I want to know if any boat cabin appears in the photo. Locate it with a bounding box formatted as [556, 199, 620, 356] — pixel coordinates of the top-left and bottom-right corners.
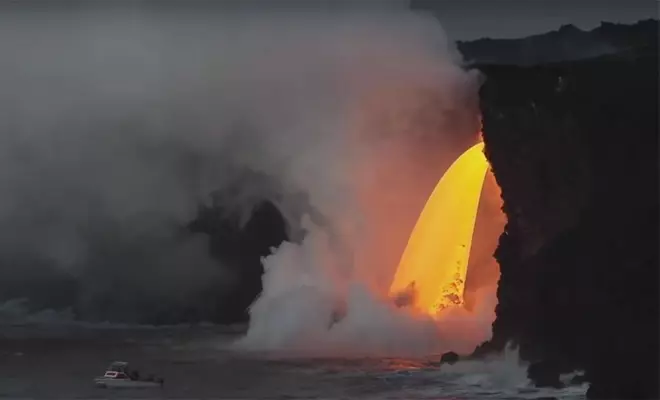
[103, 361, 131, 380]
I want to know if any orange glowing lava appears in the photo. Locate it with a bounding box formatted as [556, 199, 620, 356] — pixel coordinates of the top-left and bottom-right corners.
[389, 141, 489, 315]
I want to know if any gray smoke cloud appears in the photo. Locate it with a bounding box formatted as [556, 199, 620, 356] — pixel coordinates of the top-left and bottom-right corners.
[0, 4, 479, 323]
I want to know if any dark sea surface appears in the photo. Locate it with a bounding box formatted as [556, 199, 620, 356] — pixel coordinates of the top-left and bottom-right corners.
[0, 324, 588, 399]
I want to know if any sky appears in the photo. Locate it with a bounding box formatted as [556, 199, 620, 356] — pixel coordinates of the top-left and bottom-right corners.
[411, 0, 658, 40]
[1, 0, 657, 41]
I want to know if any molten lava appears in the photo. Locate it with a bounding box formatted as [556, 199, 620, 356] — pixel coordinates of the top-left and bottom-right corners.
[389, 141, 489, 315]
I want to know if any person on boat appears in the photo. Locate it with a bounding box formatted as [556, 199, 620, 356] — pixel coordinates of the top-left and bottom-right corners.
[129, 369, 140, 381]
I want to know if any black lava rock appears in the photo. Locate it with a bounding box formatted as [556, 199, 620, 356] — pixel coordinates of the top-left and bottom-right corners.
[477, 20, 658, 400]
[527, 361, 563, 389]
[570, 373, 588, 385]
[440, 351, 460, 365]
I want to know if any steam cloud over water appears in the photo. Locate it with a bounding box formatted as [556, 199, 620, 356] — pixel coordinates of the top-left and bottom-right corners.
[0, 4, 494, 353]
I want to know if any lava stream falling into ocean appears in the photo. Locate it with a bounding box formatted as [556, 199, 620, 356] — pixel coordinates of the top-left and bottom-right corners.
[389, 140, 489, 315]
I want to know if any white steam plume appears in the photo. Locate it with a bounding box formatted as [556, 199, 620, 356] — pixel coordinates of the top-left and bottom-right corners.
[0, 4, 488, 343]
[213, 10, 487, 355]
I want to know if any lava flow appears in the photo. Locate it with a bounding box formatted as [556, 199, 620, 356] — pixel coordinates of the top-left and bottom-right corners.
[389, 140, 489, 315]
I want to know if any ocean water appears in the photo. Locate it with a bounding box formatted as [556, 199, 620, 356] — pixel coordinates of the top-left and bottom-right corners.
[0, 323, 588, 399]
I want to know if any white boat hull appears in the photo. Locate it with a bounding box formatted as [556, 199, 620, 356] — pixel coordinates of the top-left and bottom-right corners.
[94, 377, 162, 388]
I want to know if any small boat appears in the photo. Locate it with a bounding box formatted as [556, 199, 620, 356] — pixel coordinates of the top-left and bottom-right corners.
[94, 361, 164, 389]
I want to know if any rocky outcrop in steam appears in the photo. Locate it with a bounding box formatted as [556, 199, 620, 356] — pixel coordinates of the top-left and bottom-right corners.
[478, 23, 658, 399]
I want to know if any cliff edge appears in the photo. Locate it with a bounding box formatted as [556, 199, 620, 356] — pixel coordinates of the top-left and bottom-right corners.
[478, 42, 658, 398]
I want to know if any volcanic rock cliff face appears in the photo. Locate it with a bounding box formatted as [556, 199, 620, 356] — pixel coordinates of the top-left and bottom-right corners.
[457, 19, 657, 66]
[478, 45, 658, 398]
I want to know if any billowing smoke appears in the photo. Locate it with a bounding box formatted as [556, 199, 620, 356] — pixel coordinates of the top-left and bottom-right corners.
[215, 8, 488, 355]
[0, 3, 489, 344]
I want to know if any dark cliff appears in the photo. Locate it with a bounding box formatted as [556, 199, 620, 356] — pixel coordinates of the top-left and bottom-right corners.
[457, 19, 658, 66]
[478, 45, 658, 398]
